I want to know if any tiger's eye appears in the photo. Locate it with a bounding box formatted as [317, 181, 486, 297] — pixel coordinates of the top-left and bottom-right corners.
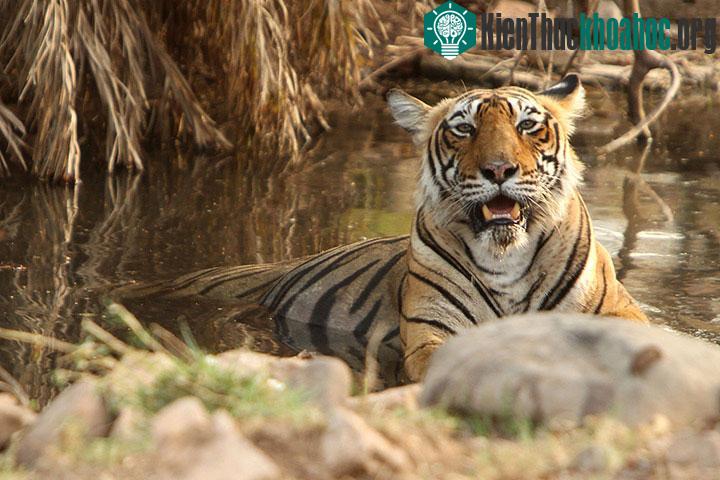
[455, 123, 475, 134]
[519, 119, 537, 130]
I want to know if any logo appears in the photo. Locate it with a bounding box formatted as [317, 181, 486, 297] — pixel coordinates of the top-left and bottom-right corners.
[424, 1, 476, 60]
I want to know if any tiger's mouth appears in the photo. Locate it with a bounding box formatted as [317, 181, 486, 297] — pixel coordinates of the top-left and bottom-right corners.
[468, 194, 526, 233]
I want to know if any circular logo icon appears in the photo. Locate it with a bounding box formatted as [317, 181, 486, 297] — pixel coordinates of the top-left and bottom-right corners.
[424, 2, 476, 60]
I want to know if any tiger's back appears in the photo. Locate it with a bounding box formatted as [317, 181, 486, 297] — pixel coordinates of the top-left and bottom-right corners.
[116, 236, 410, 380]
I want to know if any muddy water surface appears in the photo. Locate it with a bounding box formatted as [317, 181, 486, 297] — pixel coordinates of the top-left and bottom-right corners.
[1, 88, 719, 403]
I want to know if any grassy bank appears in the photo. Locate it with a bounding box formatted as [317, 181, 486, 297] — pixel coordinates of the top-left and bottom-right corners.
[0, 303, 710, 479]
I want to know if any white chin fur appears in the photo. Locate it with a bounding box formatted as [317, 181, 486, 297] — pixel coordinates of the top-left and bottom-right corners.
[483, 224, 530, 254]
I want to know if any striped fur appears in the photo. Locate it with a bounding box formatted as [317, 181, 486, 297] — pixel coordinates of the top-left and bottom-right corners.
[115, 75, 647, 383]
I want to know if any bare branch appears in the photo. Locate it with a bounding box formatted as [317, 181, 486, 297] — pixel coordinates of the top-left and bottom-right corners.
[597, 49, 681, 155]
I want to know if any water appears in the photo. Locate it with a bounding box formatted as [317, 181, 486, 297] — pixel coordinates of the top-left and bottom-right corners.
[1, 87, 719, 403]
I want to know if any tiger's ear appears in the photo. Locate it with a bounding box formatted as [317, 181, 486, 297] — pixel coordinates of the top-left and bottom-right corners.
[539, 74, 586, 131]
[387, 89, 431, 137]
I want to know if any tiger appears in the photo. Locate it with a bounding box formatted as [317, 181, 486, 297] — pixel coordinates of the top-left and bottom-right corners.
[115, 74, 647, 383]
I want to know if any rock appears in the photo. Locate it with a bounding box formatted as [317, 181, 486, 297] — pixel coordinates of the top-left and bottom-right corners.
[321, 406, 411, 477]
[151, 397, 214, 447]
[216, 350, 352, 407]
[349, 385, 421, 412]
[15, 379, 111, 467]
[214, 350, 278, 379]
[110, 407, 145, 441]
[572, 444, 612, 473]
[666, 430, 720, 468]
[277, 356, 352, 408]
[421, 313, 720, 429]
[0, 394, 35, 450]
[102, 351, 175, 400]
[152, 398, 280, 480]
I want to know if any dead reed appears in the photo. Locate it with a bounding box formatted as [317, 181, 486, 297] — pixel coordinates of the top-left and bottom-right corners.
[0, 0, 397, 182]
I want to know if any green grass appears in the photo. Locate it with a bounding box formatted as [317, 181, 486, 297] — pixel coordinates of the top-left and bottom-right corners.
[59, 422, 152, 467]
[461, 413, 537, 440]
[382, 405, 460, 431]
[93, 301, 319, 425]
[132, 354, 317, 425]
[0, 455, 28, 480]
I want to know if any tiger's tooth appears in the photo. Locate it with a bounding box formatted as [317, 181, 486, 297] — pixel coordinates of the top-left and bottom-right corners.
[511, 202, 521, 220]
[482, 204, 492, 221]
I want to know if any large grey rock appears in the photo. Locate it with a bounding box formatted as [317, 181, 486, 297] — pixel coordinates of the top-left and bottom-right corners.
[15, 379, 111, 467]
[151, 397, 280, 480]
[421, 313, 720, 429]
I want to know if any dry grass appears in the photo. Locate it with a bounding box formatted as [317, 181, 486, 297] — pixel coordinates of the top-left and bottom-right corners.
[0, 100, 26, 174]
[178, 0, 386, 167]
[0, 0, 392, 181]
[0, 0, 230, 181]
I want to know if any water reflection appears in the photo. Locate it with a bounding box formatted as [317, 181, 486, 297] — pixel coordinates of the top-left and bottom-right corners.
[1, 91, 720, 402]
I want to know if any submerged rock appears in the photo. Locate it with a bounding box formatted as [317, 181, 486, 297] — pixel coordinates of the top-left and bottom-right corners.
[421, 313, 720, 429]
[15, 379, 111, 467]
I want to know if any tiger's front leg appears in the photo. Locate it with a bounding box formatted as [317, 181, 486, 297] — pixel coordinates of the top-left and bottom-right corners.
[399, 272, 475, 382]
[400, 319, 447, 382]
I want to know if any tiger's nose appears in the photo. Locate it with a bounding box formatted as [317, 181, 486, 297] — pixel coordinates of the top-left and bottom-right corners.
[480, 162, 518, 184]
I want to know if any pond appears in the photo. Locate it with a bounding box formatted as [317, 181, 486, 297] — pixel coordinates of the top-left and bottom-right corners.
[1, 85, 719, 404]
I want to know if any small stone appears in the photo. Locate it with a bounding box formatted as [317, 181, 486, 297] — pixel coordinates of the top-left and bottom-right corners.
[666, 430, 720, 468]
[102, 351, 175, 400]
[216, 350, 353, 408]
[572, 444, 611, 473]
[321, 406, 410, 477]
[214, 350, 278, 379]
[279, 356, 352, 408]
[152, 402, 280, 480]
[15, 379, 111, 467]
[350, 385, 421, 412]
[630, 345, 663, 376]
[0, 394, 35, 450]
[151, 397, 214, 449]
[110, 407, 145, 441]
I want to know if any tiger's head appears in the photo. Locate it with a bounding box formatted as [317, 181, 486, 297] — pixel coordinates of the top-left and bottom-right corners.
[387, 75, 586, 252]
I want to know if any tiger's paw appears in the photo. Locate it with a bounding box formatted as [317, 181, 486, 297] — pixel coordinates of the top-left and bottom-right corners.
[403, 340, 443, 383]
